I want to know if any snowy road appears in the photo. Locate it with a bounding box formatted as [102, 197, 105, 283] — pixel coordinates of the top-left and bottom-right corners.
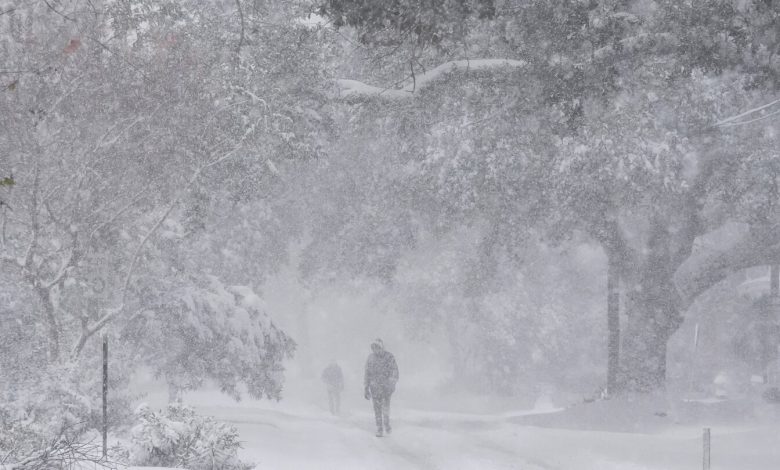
[193, 402, 780, 470]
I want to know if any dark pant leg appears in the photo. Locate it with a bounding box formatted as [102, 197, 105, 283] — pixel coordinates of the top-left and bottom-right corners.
[327, 390, 336, 414]
[334, 390, 341, 414]
[382, 393, 391, 429]
[372, 394, 384, 430]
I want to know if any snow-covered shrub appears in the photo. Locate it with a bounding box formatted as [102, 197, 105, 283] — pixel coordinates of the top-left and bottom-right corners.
[0, 358, 134, 469]
[123, 404, 253, 470]
[0, 364, 96, 461]
[0, 426, 108, 470]
[0, 401, 109, 470]
[125, 275, 295, 401]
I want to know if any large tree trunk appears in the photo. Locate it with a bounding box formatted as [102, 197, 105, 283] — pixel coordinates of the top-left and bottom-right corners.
[618, 219, 683, 393]
[620, 297, 678, 392]
[620, 279, 682, 392]
[167, 383, 183, 403]
[596, 200, 780, 394]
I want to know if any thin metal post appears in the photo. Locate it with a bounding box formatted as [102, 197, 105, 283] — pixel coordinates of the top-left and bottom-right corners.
[703, 427, 711, 470]
[606, 257, 620, 395]
[102, 335, 108, 458]
[771, 266, 779, 386]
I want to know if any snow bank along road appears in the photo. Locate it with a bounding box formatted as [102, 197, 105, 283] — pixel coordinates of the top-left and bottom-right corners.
[194, 403, 780, 470]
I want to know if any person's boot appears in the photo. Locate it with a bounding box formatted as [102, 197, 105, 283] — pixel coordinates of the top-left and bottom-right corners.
[385, 423, 392, 434]
[375, 428, 384, 437]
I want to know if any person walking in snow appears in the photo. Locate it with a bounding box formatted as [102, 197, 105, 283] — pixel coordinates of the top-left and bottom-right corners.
[364, 338, 398, 437]
[321, 361, 344, 415]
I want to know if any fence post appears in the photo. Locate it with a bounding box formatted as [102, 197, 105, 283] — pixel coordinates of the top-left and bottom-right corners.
[703, 427, 711, 470]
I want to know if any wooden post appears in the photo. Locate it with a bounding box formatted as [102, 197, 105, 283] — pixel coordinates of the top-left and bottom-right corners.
[607, 256, 620, 395]
[703, 427, 711, 470]
[102, 334, 108, 458]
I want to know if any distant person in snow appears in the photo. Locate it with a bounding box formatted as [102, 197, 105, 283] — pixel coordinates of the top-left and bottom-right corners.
[321, 361, 344, 415]
[364, 338, 398, 437]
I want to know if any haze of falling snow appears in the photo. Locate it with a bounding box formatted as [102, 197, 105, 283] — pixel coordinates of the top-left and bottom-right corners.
[1, 1, 779, 469]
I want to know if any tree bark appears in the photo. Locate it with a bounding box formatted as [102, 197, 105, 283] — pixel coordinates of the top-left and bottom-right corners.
[167, 382, 182, 403]
[620, 284, 680, 392]
[618, 217, 682, 392]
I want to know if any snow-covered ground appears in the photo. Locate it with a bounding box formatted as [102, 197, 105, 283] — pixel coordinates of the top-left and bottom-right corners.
[151, 387, 780, 470]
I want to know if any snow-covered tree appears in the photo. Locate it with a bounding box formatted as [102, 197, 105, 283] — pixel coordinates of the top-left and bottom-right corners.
[314, 0, 780, 393]
[0, 3, 330, 446]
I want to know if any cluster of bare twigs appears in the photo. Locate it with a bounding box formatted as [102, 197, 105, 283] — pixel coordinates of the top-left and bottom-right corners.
[1, 423, 117, 470]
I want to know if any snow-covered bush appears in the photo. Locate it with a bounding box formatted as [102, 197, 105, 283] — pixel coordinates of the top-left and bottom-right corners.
[0, 357, 135, 469]
[0, 398, 107, 470]
[0, 425, 107, 470]
[123, 404, 253, 470]
[0, 364, 93, 455]
[125, 275, 295, 401]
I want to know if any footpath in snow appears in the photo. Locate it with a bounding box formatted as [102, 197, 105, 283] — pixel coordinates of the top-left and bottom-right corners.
[169, 390, 780, 470]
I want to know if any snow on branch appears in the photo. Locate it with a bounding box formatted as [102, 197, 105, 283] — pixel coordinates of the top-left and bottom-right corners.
[713, 97, 780, 127]
[674, 224, 780, 310]
[71, 133, 255, 358]
[336, 59, 527, 100]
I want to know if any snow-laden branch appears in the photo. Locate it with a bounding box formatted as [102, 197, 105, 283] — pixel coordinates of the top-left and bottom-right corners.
[717, 108, 780, 127]
[71, 193, 183, 357]
[71, 119, 262, 358]
[674, 223, 780, 310]
[87, 189, 149, 239]
[336, 59, 527, 100]
[43, 247, 77, 290]
[713, 97, 780, 127]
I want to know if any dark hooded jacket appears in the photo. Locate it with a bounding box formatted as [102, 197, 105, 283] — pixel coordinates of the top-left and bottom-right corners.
[364, 348, 398, 396]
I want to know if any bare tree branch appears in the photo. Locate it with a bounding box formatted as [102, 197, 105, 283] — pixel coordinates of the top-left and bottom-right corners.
[87, 188, 150, 239]
[336, 58, 526, 99]
[235, 0, 245, 57]
[41, 0, 77, 23]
